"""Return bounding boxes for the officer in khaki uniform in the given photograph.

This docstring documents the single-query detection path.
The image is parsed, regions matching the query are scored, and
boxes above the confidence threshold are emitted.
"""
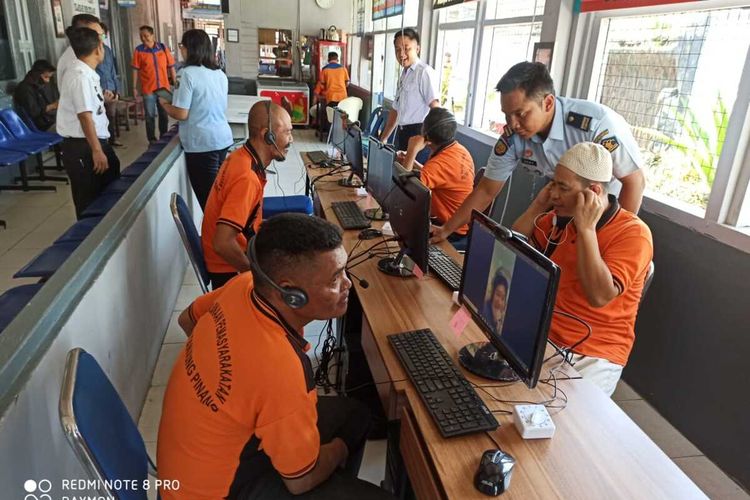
[432,61,646,243]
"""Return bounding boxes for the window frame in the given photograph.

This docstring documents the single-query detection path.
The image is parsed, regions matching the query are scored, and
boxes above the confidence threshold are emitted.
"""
[569,0,750,253]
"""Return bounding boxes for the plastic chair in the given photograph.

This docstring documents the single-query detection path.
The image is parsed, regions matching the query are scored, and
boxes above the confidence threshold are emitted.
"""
[170,193,210,293]
[362,106,392,156]
[14,241,81,279]
[0,122,63,188]
[326,96,364,126]
[121,160,152,178]
[0,148,49,193]
[0,283,44,333]
[102,177,136,194]
[59,348,156,500]
[54,217,103,244]
[263,195,313,219]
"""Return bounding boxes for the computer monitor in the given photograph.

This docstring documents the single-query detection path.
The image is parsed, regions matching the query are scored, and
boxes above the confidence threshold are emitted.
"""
[340,124,364,187]
[457,210,560,388]
[329,108,348,154]
[377,165,431,278]
[364,137,396,220]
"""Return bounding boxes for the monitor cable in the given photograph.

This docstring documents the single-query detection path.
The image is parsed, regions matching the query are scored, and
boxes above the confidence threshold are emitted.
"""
[543,309,592,366]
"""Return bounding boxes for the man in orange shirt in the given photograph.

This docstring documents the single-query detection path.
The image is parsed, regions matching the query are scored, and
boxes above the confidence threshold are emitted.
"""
[314,52,349,107]
[158,214,392,499]
[397,107,475,250]
[201,101,294,289]
[132,25,176,143]
[512,142,653,395]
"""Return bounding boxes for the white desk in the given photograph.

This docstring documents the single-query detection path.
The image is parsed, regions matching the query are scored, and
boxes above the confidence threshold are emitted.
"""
[226,95,269,140]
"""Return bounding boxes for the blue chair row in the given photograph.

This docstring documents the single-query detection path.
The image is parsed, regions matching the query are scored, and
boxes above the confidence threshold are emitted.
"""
[0,108,66,187]
[9,107,65,173]
[362,106,393,158]
[11,135,178,282]
[0,283,44,334]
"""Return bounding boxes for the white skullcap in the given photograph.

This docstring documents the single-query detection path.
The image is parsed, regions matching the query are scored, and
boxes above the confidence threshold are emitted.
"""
[557,142,613,183]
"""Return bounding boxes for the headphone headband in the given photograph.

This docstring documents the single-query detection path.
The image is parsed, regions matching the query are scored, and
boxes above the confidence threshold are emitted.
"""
[422,115,457,141]
[248,235,308,309]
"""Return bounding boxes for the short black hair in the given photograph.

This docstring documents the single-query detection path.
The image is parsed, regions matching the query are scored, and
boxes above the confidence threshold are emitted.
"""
[327,51,339,60]
[69,27,102,59]
[251,214,343,287]
[31,59,56,74]
[100,22,109,34]
[139,25,155,34]
[495,62,555,101]
[394,27,420,45]
[181,29,218,70]
[71,14,99,28]
[421,107,457,146]
[491,270,509,294]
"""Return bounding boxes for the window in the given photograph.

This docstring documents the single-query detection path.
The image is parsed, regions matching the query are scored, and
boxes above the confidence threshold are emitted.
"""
[435,28,475,123]
[593,7,750,215]
[349,36,362,87]
[485,0,545,20]
[372,32,387,109]
[473,22,541,133]
[0,0,16,81]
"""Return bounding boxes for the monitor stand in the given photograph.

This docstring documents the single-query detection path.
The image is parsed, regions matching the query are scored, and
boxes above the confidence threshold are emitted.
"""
[364,207,388,221]
[338,173,360,187]
[377,250,412,278]
[458,342,520,382]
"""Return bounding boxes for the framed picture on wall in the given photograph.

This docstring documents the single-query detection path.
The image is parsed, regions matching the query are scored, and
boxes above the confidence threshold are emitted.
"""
[227,29,239,43]
[533,42,554,70]
[51,0,65,38]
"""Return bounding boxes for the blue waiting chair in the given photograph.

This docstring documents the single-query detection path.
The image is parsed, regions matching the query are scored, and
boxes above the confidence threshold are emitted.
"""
[0,148,49,194]
[362,107,394,157]
[54,217,104,244]
[0,283,44,333]
[263,195,313,219]
[170,193,210,293]
[121,160,152,178]
[0,122,60,190]
[0,109,67,183]
[60,348,156,500]
[102,177,137,194]
[14,241,81,280]
[80,192,123,218]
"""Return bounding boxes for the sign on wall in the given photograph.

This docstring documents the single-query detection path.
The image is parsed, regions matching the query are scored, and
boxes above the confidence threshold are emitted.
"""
[373,0,404,21]
[576,0,700,12]
[72,0,99,16]
[433,0,475,10]
[51,0,65,38]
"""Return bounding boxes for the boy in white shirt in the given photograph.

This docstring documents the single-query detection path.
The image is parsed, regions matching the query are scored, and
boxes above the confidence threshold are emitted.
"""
[57,27,120,218]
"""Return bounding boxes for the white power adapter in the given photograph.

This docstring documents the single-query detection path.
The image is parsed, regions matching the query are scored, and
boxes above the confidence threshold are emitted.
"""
[512,404,555,439]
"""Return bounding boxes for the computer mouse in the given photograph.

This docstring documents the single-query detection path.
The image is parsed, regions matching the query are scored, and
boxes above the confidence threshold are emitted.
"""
[358,228,382,240]
[474,449,516,496]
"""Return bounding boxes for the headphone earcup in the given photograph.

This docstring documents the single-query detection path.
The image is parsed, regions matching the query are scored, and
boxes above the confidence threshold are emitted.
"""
[264,130,276,146]
[282,287,308,309]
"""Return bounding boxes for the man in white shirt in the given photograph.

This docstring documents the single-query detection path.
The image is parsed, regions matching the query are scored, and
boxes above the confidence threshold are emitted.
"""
[57,27,120,219]
[379,28,439,164]
[56,14,104,88]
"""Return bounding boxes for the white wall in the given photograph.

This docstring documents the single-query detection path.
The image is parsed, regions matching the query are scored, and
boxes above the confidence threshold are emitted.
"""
[225,0,353,78]
[0,155,191,498]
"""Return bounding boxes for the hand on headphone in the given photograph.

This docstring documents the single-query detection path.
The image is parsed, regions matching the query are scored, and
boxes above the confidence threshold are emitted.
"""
[573,187,604,232]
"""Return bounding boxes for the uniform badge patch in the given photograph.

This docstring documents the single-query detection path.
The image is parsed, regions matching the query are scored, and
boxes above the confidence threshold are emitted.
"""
[593,129,609,143]
[494,138,508,156]
[566,112,592,132]
[600,137,620,153]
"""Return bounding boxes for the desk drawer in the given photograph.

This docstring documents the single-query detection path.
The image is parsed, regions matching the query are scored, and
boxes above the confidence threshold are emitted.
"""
[400,407,445,500]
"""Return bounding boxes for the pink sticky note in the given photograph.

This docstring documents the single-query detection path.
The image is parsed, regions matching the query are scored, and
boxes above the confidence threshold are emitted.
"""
[450,305,471,337]
[412,263,424,279]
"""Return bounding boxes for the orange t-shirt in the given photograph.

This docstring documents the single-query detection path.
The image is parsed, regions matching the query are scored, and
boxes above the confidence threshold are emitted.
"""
[420,141,475,235]
[314,63,349,103]
[132,42,175,95]
[530,198,653,366]
[157,273,319,499]
[201,144,267,274]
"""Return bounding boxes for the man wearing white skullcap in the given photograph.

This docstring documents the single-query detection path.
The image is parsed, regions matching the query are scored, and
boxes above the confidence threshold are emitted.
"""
[513,142,653,396]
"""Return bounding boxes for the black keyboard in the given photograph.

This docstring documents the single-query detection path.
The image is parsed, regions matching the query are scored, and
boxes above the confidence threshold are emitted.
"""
[331,201,371,230]
[388,329,499,437]
[307,150,331,165]
[428,245,463,292]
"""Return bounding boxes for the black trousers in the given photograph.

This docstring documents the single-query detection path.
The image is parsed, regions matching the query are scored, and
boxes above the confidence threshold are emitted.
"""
[395,123,430,164]
[61,138,121,219]
[236,397,393,500]
[185,148,229,210]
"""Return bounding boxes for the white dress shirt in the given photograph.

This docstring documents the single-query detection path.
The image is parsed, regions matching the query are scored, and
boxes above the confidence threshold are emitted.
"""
[57,59,110,139]
[392,59,439,126]
[56,46,77,88]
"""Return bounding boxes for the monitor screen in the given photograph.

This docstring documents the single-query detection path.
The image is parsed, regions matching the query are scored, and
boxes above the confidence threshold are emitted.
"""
[330,108,347,154]
[387,166,431,275]
[459,210,560,388]
[366,137,396,210]
[344,125,364,182]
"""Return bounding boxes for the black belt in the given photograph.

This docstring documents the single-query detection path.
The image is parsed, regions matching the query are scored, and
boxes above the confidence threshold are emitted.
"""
[398,123,422,130]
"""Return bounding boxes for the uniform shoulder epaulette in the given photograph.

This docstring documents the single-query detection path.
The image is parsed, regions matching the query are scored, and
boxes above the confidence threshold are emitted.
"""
[565,111,592,132]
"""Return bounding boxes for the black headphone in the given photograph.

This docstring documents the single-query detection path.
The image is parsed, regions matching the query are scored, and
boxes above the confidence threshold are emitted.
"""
[248,235,308,309]
[263,100,276,146]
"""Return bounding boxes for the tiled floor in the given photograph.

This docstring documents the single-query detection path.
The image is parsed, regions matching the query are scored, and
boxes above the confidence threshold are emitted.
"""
[2,124,746,497]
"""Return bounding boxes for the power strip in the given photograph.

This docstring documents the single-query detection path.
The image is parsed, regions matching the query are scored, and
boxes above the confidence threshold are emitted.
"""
[512,404,555,439]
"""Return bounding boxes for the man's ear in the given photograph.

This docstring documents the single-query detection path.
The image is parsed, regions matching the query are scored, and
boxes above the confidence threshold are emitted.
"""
[543,94,555,113]
[589,183,603,195]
